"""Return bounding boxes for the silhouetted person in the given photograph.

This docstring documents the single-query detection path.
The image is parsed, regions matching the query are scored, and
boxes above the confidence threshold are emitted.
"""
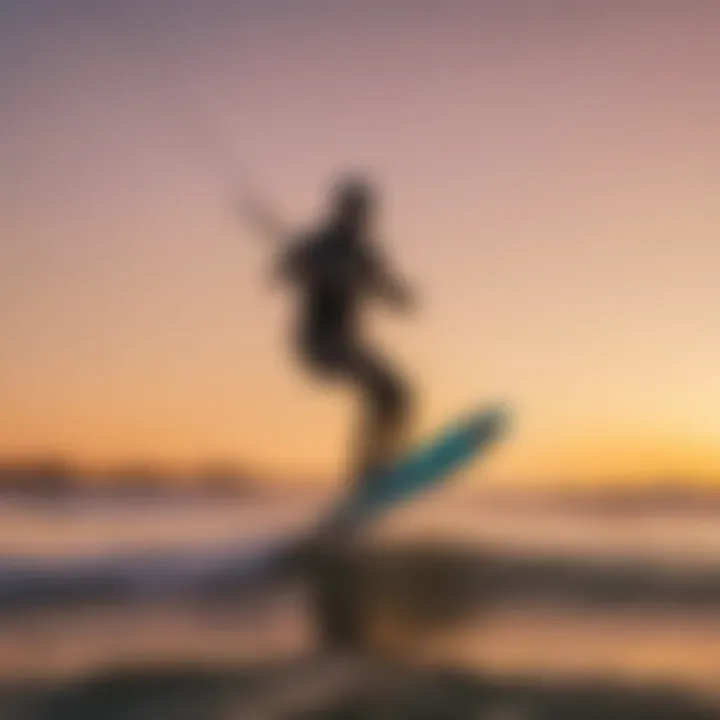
[247,175,416,486]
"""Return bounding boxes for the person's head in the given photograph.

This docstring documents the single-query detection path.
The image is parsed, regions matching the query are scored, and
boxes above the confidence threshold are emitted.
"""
[328,173,376,236]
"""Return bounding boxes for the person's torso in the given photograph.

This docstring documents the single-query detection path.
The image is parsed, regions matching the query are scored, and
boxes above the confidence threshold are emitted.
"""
[295,228,375,339]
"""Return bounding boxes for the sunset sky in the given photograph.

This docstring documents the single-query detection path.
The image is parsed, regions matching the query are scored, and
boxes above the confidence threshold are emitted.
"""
[2,1,719,483]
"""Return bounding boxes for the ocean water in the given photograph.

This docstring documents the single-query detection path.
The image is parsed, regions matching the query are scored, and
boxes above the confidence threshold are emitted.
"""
[0,492,719,703]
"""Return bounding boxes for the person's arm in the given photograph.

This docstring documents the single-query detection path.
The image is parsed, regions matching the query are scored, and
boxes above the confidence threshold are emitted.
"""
[366,244,416,311]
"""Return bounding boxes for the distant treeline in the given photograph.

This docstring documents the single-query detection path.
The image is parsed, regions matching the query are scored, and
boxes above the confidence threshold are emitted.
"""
[0,456,256,497]
[1,457,718,508]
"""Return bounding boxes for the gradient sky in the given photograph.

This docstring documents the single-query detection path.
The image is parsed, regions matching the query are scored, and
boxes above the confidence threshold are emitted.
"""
[2,0,719,483]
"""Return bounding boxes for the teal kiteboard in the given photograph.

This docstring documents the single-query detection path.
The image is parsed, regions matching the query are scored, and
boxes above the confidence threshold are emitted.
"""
[214,401,512,585]
[320,402,510,534]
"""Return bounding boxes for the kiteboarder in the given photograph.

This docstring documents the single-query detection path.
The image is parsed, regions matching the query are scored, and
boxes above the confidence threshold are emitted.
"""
[247,174,417,486]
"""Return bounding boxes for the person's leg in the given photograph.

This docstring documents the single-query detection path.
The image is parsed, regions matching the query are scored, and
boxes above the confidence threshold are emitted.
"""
[343,343,412,485]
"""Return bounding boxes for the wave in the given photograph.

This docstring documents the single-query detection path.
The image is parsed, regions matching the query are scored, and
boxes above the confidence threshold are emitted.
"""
[0,533,302,607]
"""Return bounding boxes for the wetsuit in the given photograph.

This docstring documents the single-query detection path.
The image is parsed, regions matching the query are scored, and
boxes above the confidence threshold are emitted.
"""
[276,223,411,483]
